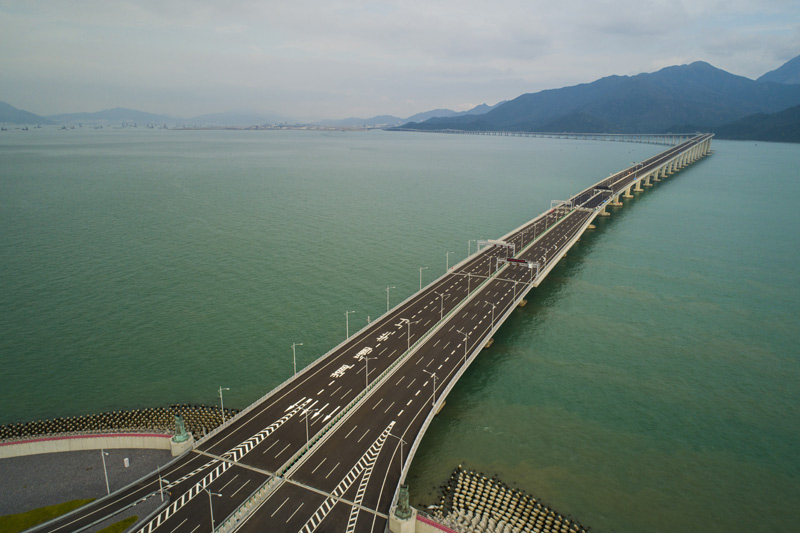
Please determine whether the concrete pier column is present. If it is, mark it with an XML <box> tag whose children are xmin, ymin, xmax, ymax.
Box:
<box><xmin>623</xmin><ymin>185</ymin><xmax>633</xmax><ymax>198</ymax></box>
<box><xmin>660</xmin><ymin>164</ymin><xmax>668</xmax><ymax>178</ymax></box>
<box><xmin>599</xmin><ymin>204</ymin><xmax>610</xmax><ymax>216</ymax></box>
<box><xmin>644</xmin><ymin>173</ymin><xmax>653</xmax><ymax>187</ymax></box>
<box><xmin>634</xmin><ymin>179</ymin><xmax>643</xmax><ymax>192</ymax></box>
<box><xmin>652</xmin><ymin>169</ymin><xmax>661</xmax><ymax>182</ymax></box>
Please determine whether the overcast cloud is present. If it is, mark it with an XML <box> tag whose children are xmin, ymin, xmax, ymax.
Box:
<box><xmin>1</xmin><ymin>0</ymin><xmax>798</xmax><ymax>120</ymax></box>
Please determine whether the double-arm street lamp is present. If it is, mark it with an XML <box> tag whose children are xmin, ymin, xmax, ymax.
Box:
<box><xmin>457</xmin><ymin>329</ymin><xmax>470</xmax><ymax>367</ymax></box>
<box><xmin>388</xmin><ymin>432</ymin><xmax>408</xmax><ymax>478</ymax></box>
<box><xmin>422</xmin><ymin>369</ymin><xmax>438</xmax><ymax>408</ymax></box>
<box><xmin>434</xmin><ymin>291</ymin><xmax>446</xmax><ymax>321</ymax></box>
<box><xmin>399</xmin><ymin>318</ymin><xmax>418</xmax><ymax>351</ymax></box>
<box><xmin>362</xmin><ymin>355</ymin><xmax>376</xmax><ymax>389</ymax></box>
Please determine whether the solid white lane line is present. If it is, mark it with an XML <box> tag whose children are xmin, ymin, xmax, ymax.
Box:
<box><xmin>326</xmin><ymin>462</ymin><xmax>340</xmax><ymax>479</ymax></box>
<box><xmin>312</xmin><ymin>457</ymin><xmax>327</xmax><ymax>474</ymax></box>
<box><xmin>271</xmin><ymin>497</ymin><xmax>290</xmax><ymax>517</ymax></box>
<box><xmin>287</xmin><ymin>502</ymin><xmax>305</xmax><ymax>523</ymax></box>
<box><xmin>275</xmin><ymin>443</ymin><xmax>291</xmax><ymax>458</ymax></box>
<box><xmin>262</xmin><ymin>440</ymin><xmax>279</xmax><ymax>454</ymax></box>
<box><xmin>230</xmin><ymin>479</ymin><xmax>251</xmax><ymax>498</ymax></box>
<box><xmin>169</xmin><ymin>518</ymin><xmax>188</xmax><ymax>533</ymax></box>
<box><xmin>219</xmin><ymin>474</ymin><xmax>239</xmax><ymax>492</ymax></box>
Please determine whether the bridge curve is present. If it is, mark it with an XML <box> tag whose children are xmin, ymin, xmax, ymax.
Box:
<box><xmin>31</xmin><ymin>134</ymin><xmax>713</xmax><ymax>533</ymax></box>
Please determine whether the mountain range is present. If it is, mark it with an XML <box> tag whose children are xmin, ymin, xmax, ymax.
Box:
<box><xmin>2</xmin><ymin>54</ymin><xmax>800</xmax><ymax>142</ymax></box>
<box><xmin>401</xmin><ymin>58</ymin><xmax>800</xmax><ymax>141</ymax></box>
<box><xmin>317</xmin><ymin>102</ymin><xmax>505</xmax><ymax>128</ymax></box>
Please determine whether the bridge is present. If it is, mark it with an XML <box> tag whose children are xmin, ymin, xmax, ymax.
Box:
<box><xmin>391</xmin><ymin>129</ymin><xmax>705</xmax><ymax>146</ymax></box>
<box><xmin>32</xmin><ymin>134</ymin><xmax>713</xmax><ymax>533</ymax></box>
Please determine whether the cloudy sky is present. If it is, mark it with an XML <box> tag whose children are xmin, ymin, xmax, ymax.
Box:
<box><xmin>1</xmin><ymin>0</ymin><xmax>798</xmax><ymax>120</ymax></box>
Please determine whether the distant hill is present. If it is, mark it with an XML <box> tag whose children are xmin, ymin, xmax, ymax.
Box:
<box><xmin>48</xmin><ymin>107</ymin><xmax>174</xmax><ymax>124</ymax></box>
<box><xmin>400</xmin><ymin>61</ymin><xmax>800</xmax><ymax>135</ymax></box>
<box><xmin>757</xmin><ymin>54</ymin><xmax>800</xmax><ymax>85</ymax></box>
<box><xmin>321</xmin><ymin>102</ymin><xmax>504</xmax><ymax>128</ymax></box>
<box><xmin>0</xmin><ymin>101</ymin><xmax>54</xmax><ymax>124</ymax></box>
<box><xmin>319</xmin><ymin>115</ymin><xmax>405</xmax><ymax>128</ymax></box>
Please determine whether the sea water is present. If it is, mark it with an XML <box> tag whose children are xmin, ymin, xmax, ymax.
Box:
<box><xmin>1</xmin><ymin>128</ymin><xmax>798</xmax><ymax>531</ymax></box>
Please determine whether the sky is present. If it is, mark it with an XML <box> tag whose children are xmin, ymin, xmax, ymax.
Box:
<box><xmin>1</xmin><ymin>0</ymin><xmax>799</xmax><ymax>121</ymax></box>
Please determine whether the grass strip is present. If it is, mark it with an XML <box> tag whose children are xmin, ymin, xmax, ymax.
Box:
<box><xmin>97</xmin><ymin>515</ymin><xmax>138</xmax><ymax>533</ymax></box>
<box><xmin>0</xmin><ymin>498</ymin><xmax>94</xmax><ymax>533</ymax></box>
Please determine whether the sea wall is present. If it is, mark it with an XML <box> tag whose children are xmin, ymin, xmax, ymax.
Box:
<box><xmin>0</xmin><ymin>432</ymin><xmax>172</xmax><ymax>459</ymax></box>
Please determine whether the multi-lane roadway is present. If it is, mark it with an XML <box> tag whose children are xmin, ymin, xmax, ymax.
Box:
<box><xmin>32</xmin><ymin>134</ymin><xmax>712</xmax><ymax>533</ymax></box>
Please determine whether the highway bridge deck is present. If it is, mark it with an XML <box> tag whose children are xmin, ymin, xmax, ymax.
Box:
<box><xmin>31</xmin><ymin>134</ymin><xmax>712</xmax><ymax>533</ymax></box>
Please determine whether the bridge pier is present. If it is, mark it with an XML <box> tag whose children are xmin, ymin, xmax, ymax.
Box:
<box><xmin>668</xmin><ymin>159</ymin><xmax>678</xmax><ymax>174</ymax></box>
<box><xmin>644</xmin><ymin>174</ymin><xmax>653</xmax><ymax>187</ymax></box>
<box><xmin>623</xmin><ymin>185</ymin><xmax>633</xmax><ymax>199</ymax></box>
<box><xmin>599</xmin><ymin>205</ymin><xmax>610</xmax><ymax>216</ymax></box>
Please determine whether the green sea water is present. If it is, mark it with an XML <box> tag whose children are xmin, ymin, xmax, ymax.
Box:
<box><xmin>1</xmin><ymin>128</ymin><xmax>798</xmax><ymax>531</ymax></box>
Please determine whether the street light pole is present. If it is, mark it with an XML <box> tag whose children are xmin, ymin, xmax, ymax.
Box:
<box><xmin>434</xmin><ymin>291</ymin><xmax>445</xmax><ymax>320</ymax></box>
<box><xmin>400</xmin><ymin>318</ymin><xmax>417</xmax><ymax>350</ymax></box>
<box><xmin>291</xmin><ymin>342</ymin><xmax>303</xmax><ymax>376</ymax></box>
<box><xmin>388</xmin><ymin>433</ymin><xmax>407</xmax><ymax>478</ymax></box>
<box><xmin>100</xmin><ymin>449</ymin><xmax>110</xmax><ymax>495</ymax></box>
<box><xmin>219</xmin><ymin>386</ymin><xmax>230</xmax><ymax>423</ymax></box>
<box><xmin>457</xmin><ymin>329</ymin><xmax>470</xmax><ymax>367</ymax></box>
<box><xmin>304</xmin><ymin>407</ymin><xmax>321</xmax><ymax>447</ymax></box>
<box><xmin>488</xmin><ymin>302</ymin><xmax>496</xmax><ymax>328</ymax></box>
<box><xmin>446</xmin><ymin>251</ymin><xmax>454</xmax><ymax>271</ymax></box>
<box><xmin>419</xmin><ymin>266</ymin><xmax>428</xmax><ymax>291</ymax></box>
<box><xmin>386</xmin><ymin>286</ymin><xmax>395</xmax><ymax>313</ymax></box>
<box><xmin>422</xmin><ymin>370</ymin><xmax>437</xmax><ymax>407</ymax></box>
<box><xmin>363</xmin><ymin>355</ymin><xmax>376</xmax><ymax>389</ymax></box>
<box><xmin>345</xmin><ymin>310</ymin><xmax>355</xmax><ymax>339</ymax></box>
<box><xmin>158</xmin><ymin>465</ymin><xmax>169</xmax><ymax>502</ymax></box>
<box><xmin>203</xmin><ymin>489</ymin><xmax>222</xmax><ymax>532</ymax></box>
